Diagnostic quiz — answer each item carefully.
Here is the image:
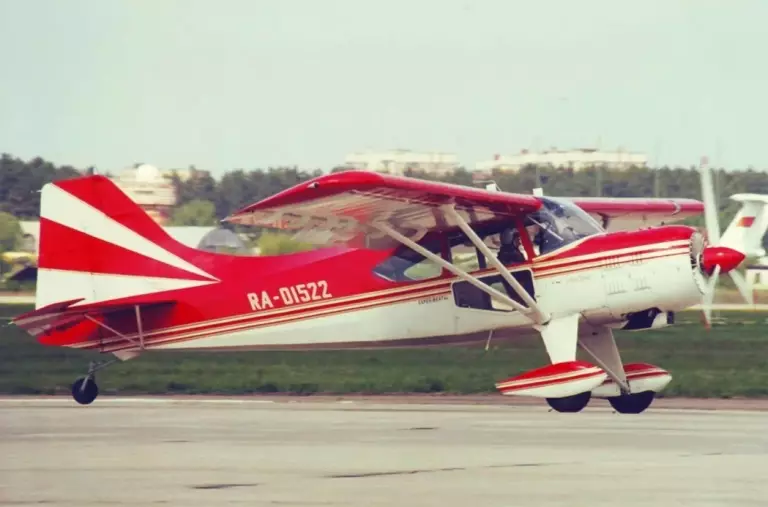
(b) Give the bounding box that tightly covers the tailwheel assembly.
[607,391,656,414]
[70,359,118,405]
[72,376,99,405]
[546,391,592,413]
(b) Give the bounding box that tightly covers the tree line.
[142,161,768,232]
[3,151,768,246]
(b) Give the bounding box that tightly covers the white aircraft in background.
[697,162,768,310]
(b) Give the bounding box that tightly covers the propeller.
[697,157,751,327]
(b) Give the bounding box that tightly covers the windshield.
[524,197,604,254]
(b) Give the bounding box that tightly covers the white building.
[109,164,177,224]
[475,148,648,173]
[343,150,459,175]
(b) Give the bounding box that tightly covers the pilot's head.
[526,223,541,242]
[500,228,519,247]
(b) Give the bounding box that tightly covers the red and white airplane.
[12,169,746,413]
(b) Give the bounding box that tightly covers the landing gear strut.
[546,391,592,413]
[71,359,117,405]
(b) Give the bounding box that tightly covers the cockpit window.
[524,197,604,254]
[372,237,443,282]
[372,197,605,282]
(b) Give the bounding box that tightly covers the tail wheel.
[608,391,655,414]
[546,391,591,413]
[71,376,99,405]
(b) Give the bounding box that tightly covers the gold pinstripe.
[70,248,689,352]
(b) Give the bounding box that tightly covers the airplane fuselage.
[58,225,705,354]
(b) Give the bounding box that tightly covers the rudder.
[36,175,219,309]
[719,194,768,259]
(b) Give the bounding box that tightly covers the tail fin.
[36,175,219,310]
[718,193,768,259]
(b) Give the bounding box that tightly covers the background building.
[475,148,648,173]
[109,164,177,224]
[343,149,459,175]
[108,163,211,225]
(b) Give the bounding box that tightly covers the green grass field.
[2,304,768,398]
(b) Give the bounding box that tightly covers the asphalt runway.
[2,398,768,506]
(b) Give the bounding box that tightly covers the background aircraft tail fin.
[718,194,768,259]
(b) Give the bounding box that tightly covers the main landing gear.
[495,316,672,414]
[606,391,656,414]
[71,359,117,405]
[545,390,657,414]
[546,392,592,413]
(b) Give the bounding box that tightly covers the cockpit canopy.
[524,197,605,254]
[372,196,605,283]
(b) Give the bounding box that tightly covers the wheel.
[546,391,591,413]
[608,391,655,414]
[71,376,99,405]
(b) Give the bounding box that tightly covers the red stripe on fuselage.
[70,248,689,352]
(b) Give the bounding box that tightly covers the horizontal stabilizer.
[12,297,175,340]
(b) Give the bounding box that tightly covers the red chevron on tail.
[35,175,219,310]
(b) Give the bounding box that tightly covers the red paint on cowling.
[538,225,696,262]
[701,246,745,274]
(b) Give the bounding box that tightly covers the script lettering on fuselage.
[247,280,332,311]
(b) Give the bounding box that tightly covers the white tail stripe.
[35,269,218,309]
[41,184,218,281]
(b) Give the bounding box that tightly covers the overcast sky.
[1,0,766,174]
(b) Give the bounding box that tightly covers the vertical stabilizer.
[718,194,768,259]
[36,175,219,309]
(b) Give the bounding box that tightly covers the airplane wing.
[562,196,704,232]
[226,171,704,241]
[226,170,542,245]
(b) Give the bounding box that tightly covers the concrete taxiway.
[2,398,767,507]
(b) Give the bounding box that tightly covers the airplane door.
[451,268,536,312]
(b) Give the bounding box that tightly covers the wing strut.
[83,304,146,352]
[441,204,549,324]
[372,219,549,325]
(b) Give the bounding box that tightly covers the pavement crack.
[328,462,558,479]
[329,467,465,478]
[486,463,551,468]
[190,483,258,490]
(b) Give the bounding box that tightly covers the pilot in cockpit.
[526,215,572,254]
[497,228,526,265]
[525,223,542,255]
